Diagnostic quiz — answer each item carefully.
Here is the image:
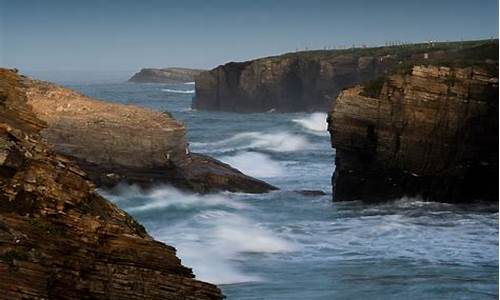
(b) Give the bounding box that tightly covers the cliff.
[24,79,276,193]
[0,68,223,299]
[193,40,497,112]
[328,62,498,202]
[129,67,204,83]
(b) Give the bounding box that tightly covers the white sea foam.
[292,113,328,135]
[161,88,195,94]
[219,151,285,178]
[155,210,296,284]
[192,131,313,153]
[101,185,297,285]
[184,81,195,85]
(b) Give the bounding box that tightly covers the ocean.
[61,80,498,300]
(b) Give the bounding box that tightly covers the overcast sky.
[1,0,498,73]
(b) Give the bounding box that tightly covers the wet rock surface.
[0,68,223,299]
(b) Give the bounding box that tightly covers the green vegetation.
[0,249,29,267]
[360,76,387,98]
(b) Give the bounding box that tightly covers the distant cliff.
[194,40,497,112]
[25,79,276,193]
[0,68,223,299]
[129,67,204,83]
[328,52,498,202]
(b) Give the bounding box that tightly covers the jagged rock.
[129,67,205,83]
[328,63,499,202]
[193,40,498,112]
[0,68,223,299]
[24,79,277,193]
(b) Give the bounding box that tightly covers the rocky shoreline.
[328,63,498,202]
[193,40,497,113]
[25,79,276,193]
[0,68,223,299]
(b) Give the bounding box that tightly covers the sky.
[1,0,498,73]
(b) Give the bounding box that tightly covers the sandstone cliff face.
[194,40,498,112]
[0,68,223,299]
[194,53,393,112]
[328,64,498,202]
[25,80,276,193]
[129,68,204,83]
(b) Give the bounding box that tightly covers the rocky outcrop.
[24,79,276,193]
[129,67,204,83]
[0,68,223,299]
[328,64,498,202]
[194,40,497,112]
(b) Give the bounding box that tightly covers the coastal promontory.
[24,78,276,193]
[129,67,204,83]
[0,68,223,299]
[328,42,498,202]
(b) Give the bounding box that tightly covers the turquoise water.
[66,81,498,300]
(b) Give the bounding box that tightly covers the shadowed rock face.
[0,68,223,299]
[25,79,276,193]
[129,67,205,83]
[193,54,393,112]
[328,64,499,202]
[193,40,498,113]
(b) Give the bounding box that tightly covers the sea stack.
[328,59,498,202]
[0,68,223,299]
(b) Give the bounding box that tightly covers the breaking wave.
[191,131,313,153]
[100,185,297,285]
[161,88,195,94]
[292,113,328,135]
[184,81,195,85]
[219,151,285,178]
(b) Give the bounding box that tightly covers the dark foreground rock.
[0,68,223,299]
[194,40,497,112]
[328,62,499,202]
[25,79,276,193]
[129,67,204,83]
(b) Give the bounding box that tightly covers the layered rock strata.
[0,68,223,299]
[129,67,204,83]
[328,64,498,202]
[193,40,497,112]
[25,80,276,193]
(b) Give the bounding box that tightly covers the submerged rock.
[129,67,205,83]
[328,61,499,202]
[295,190,327,196]
[24,79,276,193]
[0,68,223,299]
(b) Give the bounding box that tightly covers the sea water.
[64,80,498,299]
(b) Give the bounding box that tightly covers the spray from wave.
[161,88,195,94]
[292,113,328,135]
[219,151,285,178]
[192,131,313,153]
[100,185,297,285]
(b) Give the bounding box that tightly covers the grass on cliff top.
[275,39,498,60]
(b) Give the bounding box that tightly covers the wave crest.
[161,88,195,94]
[292,113,328,135]
[192,131,313,153]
